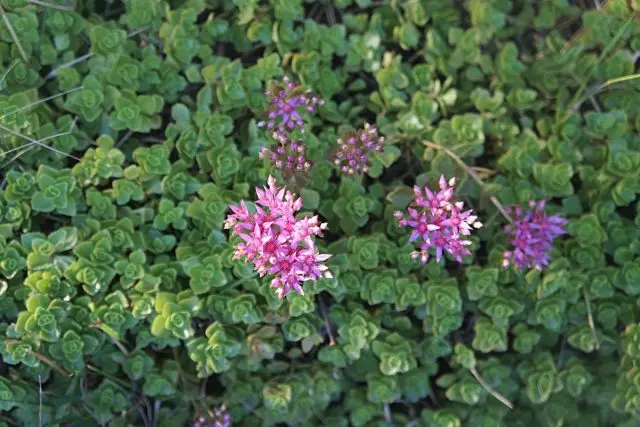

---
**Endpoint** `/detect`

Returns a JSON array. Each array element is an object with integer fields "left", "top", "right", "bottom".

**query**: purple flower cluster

[
  {"left": 502, "top": 200, "right": 567, "bottom": 270},
  {"left": 259, "top": 129, "right": 312, "bottom": 180},
  {"left": 224, "top": 175, "right": 332, "bottom": 299},
  {"left": 258, "top": 75, "right": 323, "bottom": 133},
  {"left": 394, "top": 176, "right": 483, "bottom": 264},
  {"left": 248, "top": 76, "right": 566, "bottom": 276},
  {"left": 193, "top": 406, "right": 230, "bottom": 427},
  {"left": 334, "top": 123, "right": 385, "bottom": 176},
  {"left": 257, "top": 76, "right": 322, "bottom": 179}
]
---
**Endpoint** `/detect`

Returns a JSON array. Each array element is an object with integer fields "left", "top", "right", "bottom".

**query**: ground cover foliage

[{"left": 1, "top": 0, "right": 640, "bottom": 425}]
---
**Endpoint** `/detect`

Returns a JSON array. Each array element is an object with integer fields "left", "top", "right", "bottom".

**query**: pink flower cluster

[
  {"left": 224, "top": 176, "right": 332, "bottom": 299},
  {"left": 334, "top": 123, "right": 385, "bottom": 176},
  {"left": 257, "top": 75, "right": 323, "bottom": 133},
  {"left": 259, "top": 129, "right": 312, "bottom": 180},
  {"left": 257, "top": 76, "right": 322, "bottom": 179},
  {"left": 502, "top": 200, "right": 567, "bottom": 270},
  {"left": 394, "top": 176, "right": 483, "bottom": 264}
]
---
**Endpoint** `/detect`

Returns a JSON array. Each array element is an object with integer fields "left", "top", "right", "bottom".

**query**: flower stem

[
  {"left": 108, "top": 335, "right": 130, "bottom": 356},
  {"left": 38, "top": 374, "right": 43, "bottom": 427},
  {"left": 0, "top": 121, "right": 81, "bottom": 161},
  {"left": 172, "top": 348, "right": 212, "bottom": 418},
  {"left": 25, "top": 344, "right": 70, "bottom": 377},
  {"left": 0, "top": 4, "right": 28, "bottom": 62},
  {"left": 422, "top": 140, "right": 512, "bottom": 224},
  {"left": 90, "top": 322, "right": 130, "bottom": 356},
  {"left": 228, "top": 272, "right": 260, "bottom": 287},
  {"left": 583, "top": 288, "right": 600, "bottom": 350},
  {"left": 562, "top": 15, "right": 634, "bottom": 122},
  {"left": 0, "top": 86, "right": 83, "bottom": 121},
  {"left": 45, "top": 27, "right": 148, "bottom": 80},
  {"left": 4, "top": 339, "right": 71, "bottom": 377},
  {"left": 383, "top": 403, "right": 393, "bottom": 425},
  {"left": 317, "top": 293, "right": 335, "bottom": 345},
  {"left": 27, "top": 0, "right": 76, "bottom": 11},
  {"left": 87, "top": 364, "right": 132, "bottom": 389},
  {"left": 470, "top": 366, "right": 514, "bottom": 409},
  {"left": 0, "top": 415, "right": 19, "bottom": 426}
]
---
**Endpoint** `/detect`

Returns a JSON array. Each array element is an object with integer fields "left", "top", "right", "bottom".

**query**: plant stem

[
  {"left": 0, "top": 415, "right": 20, "bottom": 426},
  {"left": 0, "top": 60, "right": 18, "bottom": 90},
  {"left": 472, "top": 166, "right": 496, "bottom": 176},
  {"left": 0, "top": 132, "right": 73, "bottom": 159},
  {"left": 0, "top": 5, "right": 29, "bottom": 62},
  {"left": 383, "top": 403, "right": 393, "bottom": 425},
  {"left": 33, "top": 350, "right": 72, "bottom": 376},
  {"left": 561, "top": 14, "right": 635, "bottom": 123},
  {"left": 45, "top": 27, "right": 148, "bottom": 80},
  {"left": 570, "top": 73, "right": 640, "bottom": 113},
  {"left": 317, "top": 293, "right": 335, "bottom": 345},
  {"left": 3, "top": 339, "right": 73, "bottom": 377},
  {"left": 109, "top": 335, "right": 130, "bottom": 356},
  {"left": 116, "top": 130, "right": 134, "bottom": 148},
  {"left": 45, "top": 53, "right": 93, "bottom": 80},
  {"left": 27, "top": 0, "right": 75, "bottom": 10},
  {"left": 172, "top": 348, "right": 212, "bottom": 418},
  {"left": 583, "top": 288, "right": 600, "bottom": 350},
  {"left": 90, "top": 323, "right": 130, "bottom": 355},
  {"left": 86, "top": 364, "right": 132, "bottom": 390},
  {"left": 0, "top": 122, "right": 81, "bottom": 161},
  {"left": 38, "top": 374, "right": 43, "bottom": 427},
  {"left": 0, "top": 4, "right": 28, "bottom": 62},
  {"left": 470, "top": 366, "right": 514, "bottom": 409},
  {"left": 228, "top": 272, "right": 259, "bottom": 287},
  {"left": 0, "top": 86, "right": 83, "bottom": 121},
  {"left": 422, "top": 140, "right": 512, "bottom": 223}
]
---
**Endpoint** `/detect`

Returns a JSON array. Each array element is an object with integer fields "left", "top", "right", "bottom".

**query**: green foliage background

[{"left": 0, "top": 0, "right": 639, "bottom": 426}]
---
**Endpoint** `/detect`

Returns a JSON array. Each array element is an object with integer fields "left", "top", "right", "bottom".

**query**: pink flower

[
  {"left": 224, "top": 176, "right": 332, "bottom": 299},
  {"left": 334, "top": 123, "right": 385, "bottom": 176},
  {"left": 502, "top": 200, "right": 567, "bottom": 270},
  {"left": 395, "top": 176, "right": 482, "bottom": 264}
]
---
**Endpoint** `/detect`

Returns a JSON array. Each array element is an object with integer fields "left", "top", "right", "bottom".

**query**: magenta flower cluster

[
  {"left": 259, "top": 129, "right": 312, "bottom": 180},
  {"left": 257, "top": 75, "right": 323, "bottom": 133},
  {"left": 258, "top": 76, "right": 322, "bottom": 179},
  {"left": 224, "top": 175, "right": 332, "bottom": 299},
  {"left": 247, "top": 75, "right": 567, "bottom": 281},
  {"left": 502, "top": 200, "right": 567, "bottom": 270},
  {"left": 394, "top": 176, "right": 483, "bottom": 264},
  {"left": 334, "top": 123, "right": 386, "bottom": 176},
  {"left": 193, "top": 406, "right": 230, "bottom": 427}
]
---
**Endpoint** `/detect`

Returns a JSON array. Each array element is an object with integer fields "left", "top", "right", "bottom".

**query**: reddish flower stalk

[
  {"left": 502, "top": 200, "right": 567, "bottom": 270},
  {"left": 395, "top": 176, "right": 482, "bottom": 264},
  {"left": 334, "top": 123, "right": 385, "bottom": 176},
  {"left": 224, "top": 176, "right": 332, "bottom": 299}
]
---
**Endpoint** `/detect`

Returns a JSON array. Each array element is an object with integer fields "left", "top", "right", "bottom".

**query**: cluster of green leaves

[{"left": 1, "top": 0, "right": 640, "bottom": 426}]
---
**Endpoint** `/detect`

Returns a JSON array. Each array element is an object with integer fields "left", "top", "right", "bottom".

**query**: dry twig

[
  {"left": 422, "top": 140, "right": 512, "bottom": 224},
  {"left": 470, "top": 366, "right": 514, "bottom": 409}
]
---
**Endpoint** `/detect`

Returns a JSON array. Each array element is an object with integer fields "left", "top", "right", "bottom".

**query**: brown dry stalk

[
  {"left": 422, "top": 140, "right": 512, "bottom": 224},
  {"left": 470, "top": 366, "right": 514, "bottom": 409}
]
